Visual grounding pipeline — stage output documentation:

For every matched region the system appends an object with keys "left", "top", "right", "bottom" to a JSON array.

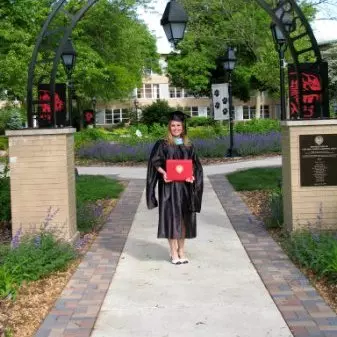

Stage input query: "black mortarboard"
[{"left": 169, "top": 111, "right": 190, "bottom": 122}]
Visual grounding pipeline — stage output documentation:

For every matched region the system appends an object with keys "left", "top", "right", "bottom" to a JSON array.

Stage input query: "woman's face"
[{"left": 169, "top": 121, "right": 183, "bottom": 137}]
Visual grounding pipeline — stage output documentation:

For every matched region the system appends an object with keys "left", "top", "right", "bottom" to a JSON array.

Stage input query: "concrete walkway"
[
  {"left": 91, "top": 176, "right": 292, "bottom": 337},
  {"left": 76, "top": 156, "right": 282, "bottom": 178},
  {"left": 35, "top": 156, "right": 337, "bottom": 337}
]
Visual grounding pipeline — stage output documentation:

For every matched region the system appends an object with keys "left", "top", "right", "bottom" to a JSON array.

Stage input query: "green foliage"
[
  {"left": 6, "top": 109, "right": 22, "bottom": 130},
  {"left": 234, "top": 119, "right": 281, "bottom": 134},
  {"left": 0, "top": 266, "right": 17, "bottom": 299},
  {"left": 0, "top": 110, "right": 12, "bottom": 135},
  {"left": 141, "top": 100, "right": 176, "bottom": 126},
  {"left": 3, "top": 232, "right": 76, "bottom": 286},
  {"left": 265, "top": 188, "right": 283, "bottom": 229},
  {"left": 0, "top": 177, "right": 11, "bottom": 223},
  {"left": 167, "top": 0, "right": 317, "bottom": 97},
  {"left": 74, "top": 128, "right": 116, "bottom": 150},
  {"left": 0, "top": 0, "right": 159, "bottom": 105},
  {"left": 227, "top": 167, "right": 282, "bottom": 191},
  {"left": 0, "top": 136, "right": 8, "bottom": 150},
  {"left": 76, "top": 175, "right": 124, "bottom": 233},
  {"left": 76, "top": 175, "right": 124, "bottom": 204},
  {"left": 188, "top": 117, "right": 216, "bottom": 127},
  {"left": 285, "top": 231, "right": 337, "bottom": 283}
]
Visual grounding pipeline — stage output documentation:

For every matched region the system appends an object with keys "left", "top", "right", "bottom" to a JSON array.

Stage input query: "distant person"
[{"left": 146, "top": 111, "right": 203, "bottom": 265}]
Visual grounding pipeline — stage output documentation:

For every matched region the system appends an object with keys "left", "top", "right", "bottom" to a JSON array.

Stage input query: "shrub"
[
  {"left": 3, "top": 231, "right": 77, "bottom": 285},
  {"left": 234, "top": 119, "right": 281, "bottom": 134},
  {"left": 6, "top": 110, "right": 22, "bottom": 130},
  {"left": 188, "top": 117, "right": 216, "bottom": 127},
  {"left": 141, "top": 100, "right": 175, "bottom": 125},
  {"left": 265, "top": 188, "right": 283, "bottom": 229},
  {"left": 284, "top": 231, "right": 337, "bottom": 283},
  {"left": 0, "top": 177, "right": 10, "bottom": 222},
  {"left": 0, "top": 136, "right": 8, "bottom": 151}
]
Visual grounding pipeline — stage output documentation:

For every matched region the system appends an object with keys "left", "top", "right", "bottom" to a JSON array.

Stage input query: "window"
[
  {"left": 260, "top": 105, "right": 270, "bottom": 119},
  {"left": 110, "top": 108, "right": 129, "bottom": 124},
  {"left": 243, "top": 106, "right": 256, "bottom": 120},
  {"left": 183, "top": 106, "right": 199, "bottom": 117},
  {"left": 169, "top": 87, "right": 183, "bottom": 98},
  {"left": 137, "top": 84, "right": 161, "bottom": 99},
  {"left": 184, "top": 90, "right": 194, "bottom": 98},
  {"left": 191, "top": 106, "right": 198, "bottom": 116},
  {"left": 105, "top": 109, "right": 113, "bottom": 124}
]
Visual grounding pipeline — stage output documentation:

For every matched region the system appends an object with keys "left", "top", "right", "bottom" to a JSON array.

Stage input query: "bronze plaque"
[{"left": 300, "top": 134, "right": 337, "bottom": 186}]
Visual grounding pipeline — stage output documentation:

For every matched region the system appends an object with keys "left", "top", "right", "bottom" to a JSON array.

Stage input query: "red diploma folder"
[{"left": 166, "top": 159, "right": 193, "bottom": 181}]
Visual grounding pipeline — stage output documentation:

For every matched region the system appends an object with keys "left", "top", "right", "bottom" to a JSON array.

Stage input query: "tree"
[
  {"left": 0, "top": 0, "right": 160, "bottom": 108},
  {"left": 321, "top": 43, "right": 337, "bottom": 101},
  {"left": 166, "top": 0, "right": 318, "bottom": 100}
]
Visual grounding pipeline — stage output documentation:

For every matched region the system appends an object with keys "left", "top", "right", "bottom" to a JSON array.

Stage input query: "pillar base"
[
  {"left": 6, "top": 128, "right": 78, "bottom": 241},
  {"left": 281, "top": 120, "right": 337, "bottom": 231}
]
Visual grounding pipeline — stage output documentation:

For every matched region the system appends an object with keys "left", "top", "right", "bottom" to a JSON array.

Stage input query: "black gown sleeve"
[
  {"left": 146, "top": 140, "right": 165, "bottom": 209},
  {"left": 190, "top": 144, "right": 203, "bottom": 213}
]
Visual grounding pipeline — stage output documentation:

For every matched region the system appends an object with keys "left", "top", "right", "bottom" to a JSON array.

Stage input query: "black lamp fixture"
[
  {"left": 61, "top": 38, "right": 76, "bottom": 74},
  {"left": 223, "top": 47, "right": 239, "bottom": 158},
  {"left": 223, "top": 47, "right": 237, "bottom": 72},
  {"left": 61, "top": 38, "right": 77, "bottom": 127},
  {"left": 160, "top": 0, "right": 188, "bottom": 48},
  {"left": 270, "top": 3, "right": 293, "bottom": 48}
]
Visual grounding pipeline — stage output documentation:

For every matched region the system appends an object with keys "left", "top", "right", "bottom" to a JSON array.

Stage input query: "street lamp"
[
  {"left": 92, "top": 96, "right": 97, "bottom": 127},
  {"left": 61, "top": 38, "right": 76, "bottom": 127},
  {"left": 222, "top": 47, "right": 238, "bottom": 158},
  {"left": 134, "top": 98, "right": 140, "bottom": 121},
  {"left": 270, "top": 1, "right": 294, "bottom": 120},
  {"left": 160, "top": 0, "right": 188, "bottom": 48}
]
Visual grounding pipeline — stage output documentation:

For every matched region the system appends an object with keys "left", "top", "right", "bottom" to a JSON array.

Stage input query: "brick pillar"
[
  {"left": 5, "top": 128, "right": 78, "bottom": 241},
  {"left": 282, "top": 120, "right": 337, "bottom": 231}
]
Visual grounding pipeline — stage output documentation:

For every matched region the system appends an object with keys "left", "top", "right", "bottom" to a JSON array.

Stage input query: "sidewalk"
[{"left": 35, "top": 157, "right": 337, "bottom": 337}]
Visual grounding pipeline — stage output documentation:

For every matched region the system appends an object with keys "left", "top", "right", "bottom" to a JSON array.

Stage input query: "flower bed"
[{"left": 77, "top": 132, "right": 281, "bottom": 162}]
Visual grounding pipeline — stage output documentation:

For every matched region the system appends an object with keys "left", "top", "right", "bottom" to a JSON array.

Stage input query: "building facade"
[{"left": 95, "top": 58, "right": 281, "bottom": 127}]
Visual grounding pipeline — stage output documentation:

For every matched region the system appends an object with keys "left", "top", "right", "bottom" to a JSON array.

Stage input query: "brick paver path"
[
  {"left": 35, "top": 175, "right": 337, "bottom": 337},
  {"left": 35, "top": 179, "right": 144, "bottom": 337},
  {"left": 209, "top": 174, "right": 337, "bottom": 337}
]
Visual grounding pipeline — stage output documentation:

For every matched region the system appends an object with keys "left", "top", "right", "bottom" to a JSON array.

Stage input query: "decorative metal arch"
[{"left": 26, "top": 0, "right": 324, "bottom": 127}]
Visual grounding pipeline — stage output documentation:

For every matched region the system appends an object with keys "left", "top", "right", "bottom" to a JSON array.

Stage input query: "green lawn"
[
  {"left": 76, "top": 175, "right": 124, "bottom": 203},
  {"left": 226, "top": 167, "right": 282, "bottom": 191}
]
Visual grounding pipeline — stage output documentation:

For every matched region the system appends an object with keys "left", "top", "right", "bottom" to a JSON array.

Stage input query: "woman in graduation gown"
[{"left": 146, "top": 111, "right": 203, "bottom": 265}]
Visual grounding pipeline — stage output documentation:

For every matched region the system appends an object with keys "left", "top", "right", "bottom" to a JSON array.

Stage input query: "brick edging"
[
  {"left": 35, "top": 179, "right": 145, "bottom": 337},
  {"left": 209, "top": 174, "right": 337, "bottom": 337}
]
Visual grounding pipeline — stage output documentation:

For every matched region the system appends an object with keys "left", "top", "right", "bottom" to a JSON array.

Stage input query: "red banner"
[
  {"left": 288, "top": 62, "right": 329, "bottom": 119},
  {"left": 38, "top": 83, "right": 67, "bottom": 127}
]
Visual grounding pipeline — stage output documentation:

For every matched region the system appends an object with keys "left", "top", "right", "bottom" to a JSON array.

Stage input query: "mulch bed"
[
  {"left": 239, "top": 190, "right": 337, "bottom": 315},
  {"left": 0, "top": 199, "right": 118, "bottom": 337}
]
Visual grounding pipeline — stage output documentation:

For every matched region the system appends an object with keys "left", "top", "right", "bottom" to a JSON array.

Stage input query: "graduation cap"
[{"left": 169, "top": 110, "right": 191, "bottom": 133}]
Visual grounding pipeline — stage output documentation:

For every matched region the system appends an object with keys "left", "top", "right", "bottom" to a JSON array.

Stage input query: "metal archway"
[{"left": 26, "top": 0, "right": 324, "bottom": 127}]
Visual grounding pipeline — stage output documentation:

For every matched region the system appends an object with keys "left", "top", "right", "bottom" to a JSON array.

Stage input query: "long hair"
[{"left": 165, "top": 120, "right": 191, "bottom": 146}]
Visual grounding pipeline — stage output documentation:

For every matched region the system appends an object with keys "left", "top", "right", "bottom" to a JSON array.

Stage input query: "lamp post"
[
  {"left": 222, "top": 47, "right": 238, "bottom": 157},
  {"left": 134, "top": 98, "right": 140, "bottom": 121},
  {"left": 61, "top": 38, "right": 76, "bottom": 127},
  {"left": 92, "top": 96, "right": 97, "bottom": 127},
  {"left": 160, "top": 0, "right": 188, "bottom": 48},
  {"left": 270, "top": 1, "right": 293, "bottom": 120}
]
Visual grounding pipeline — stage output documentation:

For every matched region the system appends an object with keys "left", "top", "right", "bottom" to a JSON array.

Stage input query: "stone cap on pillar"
[
  {"left": 281, "top": 120, "right": 337, "bottom": 127},
  {"left": 5, "top": 128, "right": 76, "bottom": 137}
]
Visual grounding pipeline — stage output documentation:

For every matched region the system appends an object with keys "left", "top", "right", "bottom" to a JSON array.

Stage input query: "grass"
[
  {"left": 226, "top": 167, "right": 282, "bottom": 191},
  {"left": 76, "top": 175, "right": 124, "bottom": 203}
]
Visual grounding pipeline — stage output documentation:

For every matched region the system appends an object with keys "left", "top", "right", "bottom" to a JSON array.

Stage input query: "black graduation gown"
[{"left": 146, "top": 139, "right": 203, "bottom": 239}]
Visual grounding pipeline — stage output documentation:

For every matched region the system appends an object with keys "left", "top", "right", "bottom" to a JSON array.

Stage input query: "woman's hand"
[
  {"left": 185, "top": 176, "right": 195, "bottom": 183},
  {"left": 163, "top": 172, "right": 172, "bottom": 183},
  {"left": 158, "top": 167, "right": 172, "bottom": 183}
]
